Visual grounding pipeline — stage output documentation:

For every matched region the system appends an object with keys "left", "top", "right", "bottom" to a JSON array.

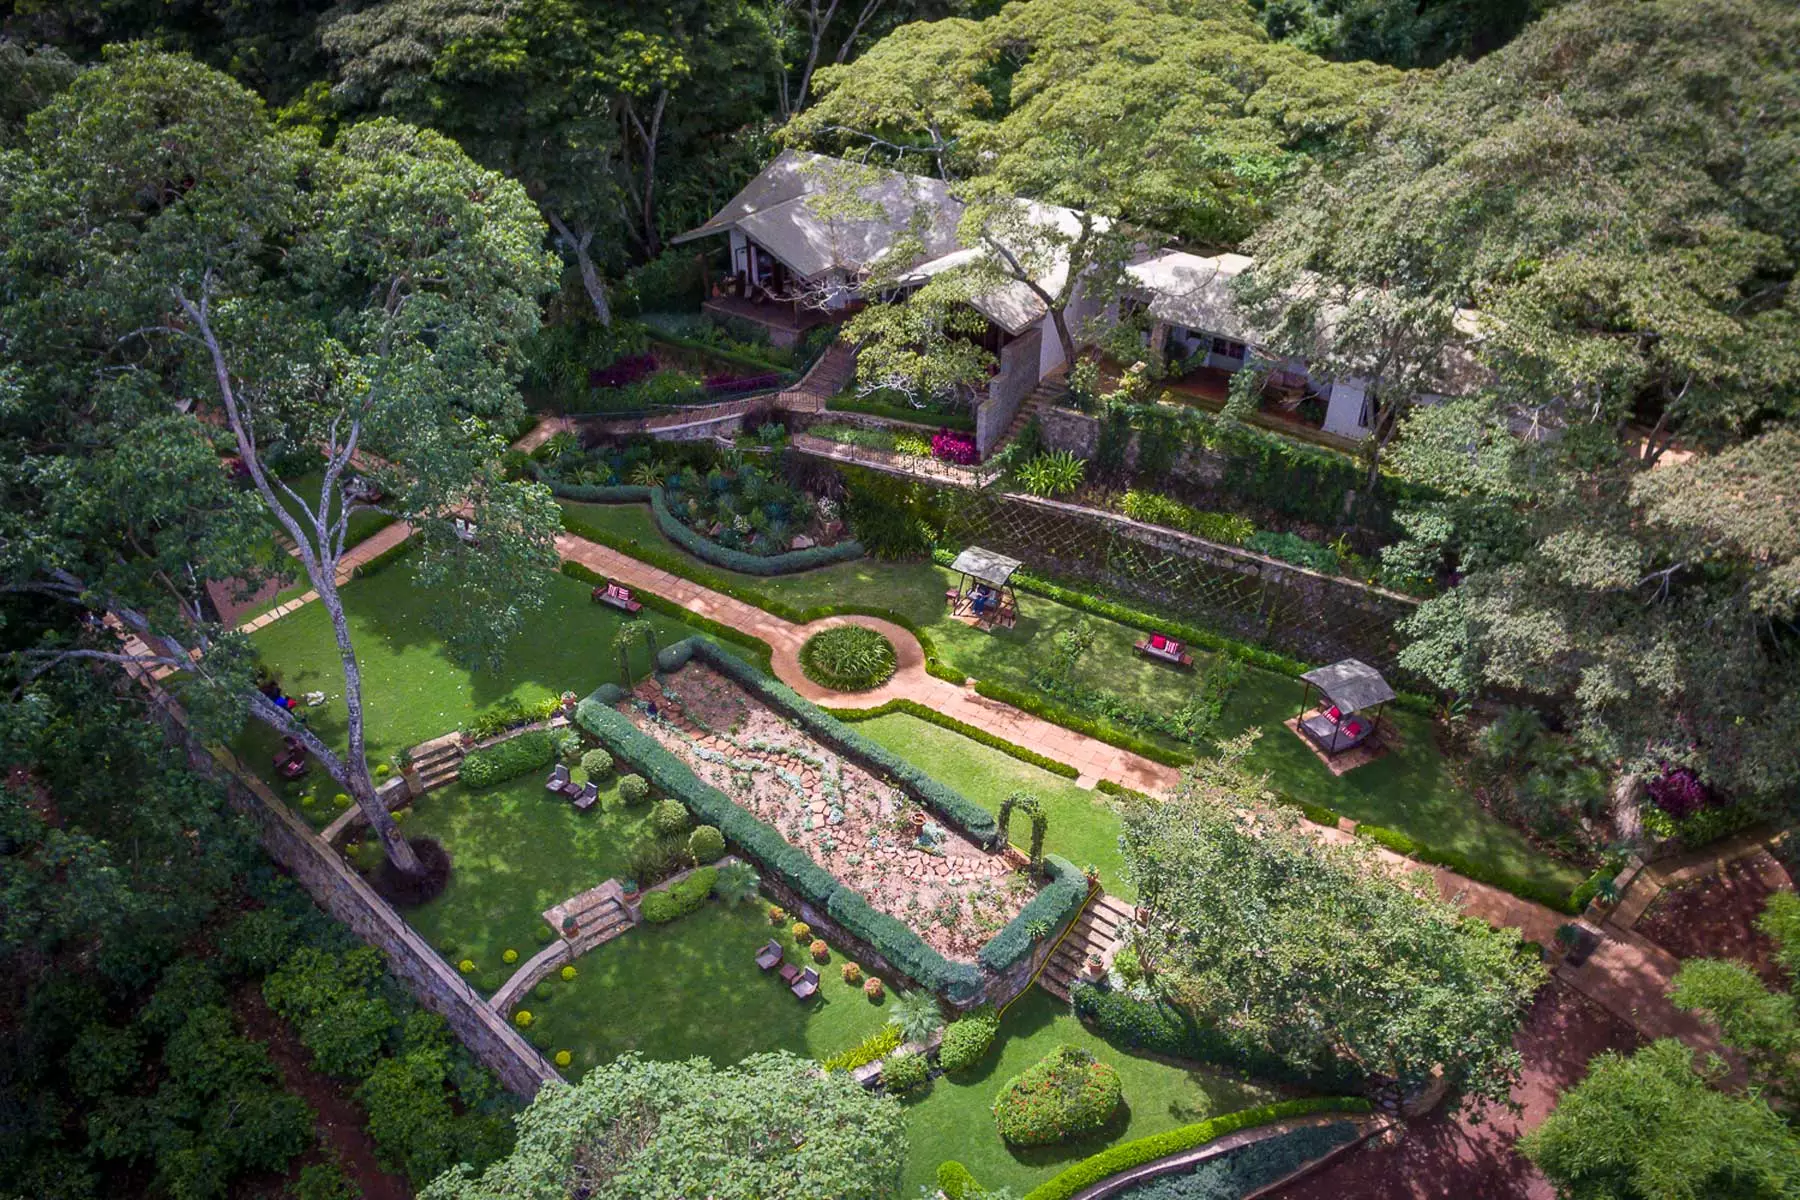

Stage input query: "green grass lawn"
[
  {"left": 852, "top": 713, "right": 1134, "bottom": 901},
  {"left": 529, "top": 900, "right": 893, "bottom": 1076},
  {"left": 397, "top": 774, "right": 657, "bottom": 991},
  {"left": 236, "top": 560, "right": 740, "bottom": 809},
  {"left": 899, "top": 989, "right": 1277, "bottom": 1197},
  {"left": 271, "top": 470, "right": 395, "bottom": 552},
  {"left": 559, "top": 500, "right": 1584, "bottom": 897}
]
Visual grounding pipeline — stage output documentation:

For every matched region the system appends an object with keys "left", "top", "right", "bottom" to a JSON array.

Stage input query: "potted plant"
[
  {"left": 396, "top": 747, "right": 421, "bottom": 794},
  {"left": 1083, "top": 863, "right": 1102, "bottom": 890},
  {"left": 561, "top": 913, "right": 579, "bottom": 939},
  {"left": 1083, "top": 952, "right": 1106, "bottom": 980},
  {"left": 620, "top": 878, "right": 641, "bottom": 904},
  {"left": 559, "top": 690, "right": 579, "bottom": 714}
]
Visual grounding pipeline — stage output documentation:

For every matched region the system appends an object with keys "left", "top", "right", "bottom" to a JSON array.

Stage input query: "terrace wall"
[{"left": 137, "top": 681, "right": 561, "bottom": 1100}]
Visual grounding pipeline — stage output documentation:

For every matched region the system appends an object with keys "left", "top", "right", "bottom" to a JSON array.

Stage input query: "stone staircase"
[
  {"left": 775, "top": 340, "right": 857, "bottom": 413},
  {"left": 408, "top": 732, "right": 465, "bottom": 792},
  {"left": 994, "top": 370, "right": 1069, "bottom": 456},
  {"left": 1039, "top": 891, "right": 1136, "bottom": 1002},
  {"left": 547, "top": 879, "right": 636, "bottom": 955}
]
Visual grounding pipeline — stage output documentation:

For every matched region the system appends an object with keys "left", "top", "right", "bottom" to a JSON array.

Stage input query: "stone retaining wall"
[{"left": 138, "top": 683, "right": 560, "bottom": 1099}]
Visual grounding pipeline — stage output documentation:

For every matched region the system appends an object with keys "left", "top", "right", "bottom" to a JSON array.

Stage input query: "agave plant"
[
  {"left": 628, "top": 460, "right": 667, "bottom": 487},
  {"left": 886, "top": 989, "right": 946, "bottom": 1043},
  {"left": 1016, "top": 450, "right": 1086, "bottom": 498}
]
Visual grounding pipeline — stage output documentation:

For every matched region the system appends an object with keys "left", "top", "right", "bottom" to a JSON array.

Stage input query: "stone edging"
[
  {"left": 1069, "top": 1114, "right": 1389, "bottom": 1200},
  {"left": 490, "top": 940, "right": 574, "bottom": 1015}
]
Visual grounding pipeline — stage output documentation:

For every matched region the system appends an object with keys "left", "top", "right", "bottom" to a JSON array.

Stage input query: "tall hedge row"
[{"left": 977, "top": 856, "right": 1089, "bottom": 974}]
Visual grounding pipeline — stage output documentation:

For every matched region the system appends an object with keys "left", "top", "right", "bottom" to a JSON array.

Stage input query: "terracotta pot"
[{"left": 909, "top": 811, "right": 927, "bottom": 829}]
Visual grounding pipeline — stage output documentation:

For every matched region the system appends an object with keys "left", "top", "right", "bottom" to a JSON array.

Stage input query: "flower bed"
[{"left": 932, "top": 428, "right": 979, "bottom": 465}]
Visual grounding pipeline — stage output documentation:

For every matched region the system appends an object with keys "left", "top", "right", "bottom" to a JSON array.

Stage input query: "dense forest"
[{"left": 4, "top": 0, "right": 1797, "bottom": 1196}]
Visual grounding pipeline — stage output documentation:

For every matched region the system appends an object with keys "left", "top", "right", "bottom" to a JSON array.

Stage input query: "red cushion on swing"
[
  {"left": 1150, "top": 634, "right": 1167, "bottom": 650},
  {"left": 1326, "top": 705, "right": 1341, "bottom": 721},
  {"left": 1344, "top": 721, "right": 1362, "bottom": 736}
]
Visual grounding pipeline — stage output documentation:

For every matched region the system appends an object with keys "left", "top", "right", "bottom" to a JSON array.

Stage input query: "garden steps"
[
  {"left": 407, "top": 733, "right": 466, "bottom": 792},
  {"left": 775, "top": 340, "right": 857, "bottom": 412},
  {"left": 999, "top": 373, "right": 1068, "bottom": 449},
  {"left": 545, "top": 879, "right": 637, "bottom": 956},
  {"left": 1039, "top": 892, "right": 1135, "bottom": 1002}
]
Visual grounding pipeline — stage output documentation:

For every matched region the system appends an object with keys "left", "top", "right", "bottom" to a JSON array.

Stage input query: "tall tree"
[
  {"left": 0, "top": 48, "right": 561, "bottom": 876},
  {"left": 1119, "top": 735, "right": 1545, "bottom": 1107},
  {"left": 422, "top": 1051, "right": 907, "bottom": 1200}
]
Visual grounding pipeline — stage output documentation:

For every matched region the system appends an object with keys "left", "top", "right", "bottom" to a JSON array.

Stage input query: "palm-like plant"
[
  {"left": 711, "top": 861, "right": 760, "bottom": 907},
  {"left": 629, "top": 460, "right": 667, "bottom": 487},
  {"left": 887, "top": 990, "right": 946, "bottom": 1043}
]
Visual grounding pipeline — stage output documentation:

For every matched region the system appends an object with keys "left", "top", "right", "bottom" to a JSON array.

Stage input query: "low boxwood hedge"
[
  {"left": 640, "top": 866, "right": 717, "bottom": 923},
  {"left": 458, "top": 730, "right": 555, "bottom": 789},
  {"left": 1353, "top": 824, "right": 1582, "bottom": 915},
  {"left": 977, "top": 856, "right": 1087, "bottom": 974},
  {"left": 1070, "top": 981, "right": 1367, "bottom": 1094},
  {"left": 559, "top": 559, "right": 775, "bottom": 673},
  {"left": 835, "top": 698, "right": 1079, "bottom": 779},
  {"left": 1019, "top": 1097, "right": 1372, "bottom": 1200},
  {"left": 936, "top": 1160, "right": 981, "bottom": 1200},
  {"left": 974, "top": 679, "right": 1193, "bottom": 769},
  {"left": 937, "top": 1007, "right": 1000, "bottom": 1074},
  {"left": 550, "top": 480, "right": 864, "bottom": 574},
  {"left": 826, "top": 888, "right": 981, "bottom": 1001}
]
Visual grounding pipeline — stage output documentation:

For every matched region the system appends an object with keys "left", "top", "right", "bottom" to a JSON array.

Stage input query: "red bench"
[
  {"left": 1134, "top": 633, "right": 1193, "bottom": 669},
  {"left": 592, "top": 582, "right": 642, "bottom": 613}
]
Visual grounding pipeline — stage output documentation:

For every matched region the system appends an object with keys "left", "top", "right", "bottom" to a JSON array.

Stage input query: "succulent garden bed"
[
  {"left": 624, "top": 662, "right": 1036, "bottom": 961},
  {"left": 662, "top": 462, "right": 850, "bottom": 558}
]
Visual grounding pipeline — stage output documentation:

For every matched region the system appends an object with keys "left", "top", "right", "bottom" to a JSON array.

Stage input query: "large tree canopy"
[
  {"left": 0, "top": 47, "right": 561, "bottom": 873},
  {"left": 1119, "top": 736, "right": 1545, "bottom": 1107},
  {"left": 422, "top": 1051, "right": 908, "bottom": 1200}
]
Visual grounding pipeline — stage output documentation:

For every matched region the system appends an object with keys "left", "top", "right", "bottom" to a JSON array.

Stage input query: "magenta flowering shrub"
[
  {"left": 931, "top": 428, "right": 979, "bottom": 465},
  {"left": 589, "top": 354, "right": 658, "bottom": 389},
  {"left": 1646, "top": 766, "right": 1713, "bottom": 818}
]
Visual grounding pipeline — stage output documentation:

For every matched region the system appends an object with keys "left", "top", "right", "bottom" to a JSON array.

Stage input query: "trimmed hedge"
[
  {"left": 1019, "top": 1097, "right": 1372, "bottom": 1200},
  {"left": 351, "top": 534, "right": 416, "bottom": 579},
  {"left": 938, "top": 1008, "right": 1000, "bottom": 1074},
  {"left": 975, "top": 679, "right": 1194, "bottom": 769},
  {"left": 640, "top": 866, "right": 717, "bottom": 923},
  {"left": 549, "top": 480, "right": 864, "bottom": 573},
  {"left": 458, "top": 731, "right": 555, "bottom": 789},
  {"left": 1071, "top": 982, "right": 1367, "bottom": 1094},
  {"left": 1114, "top": 1120, "right": 1361, "bottom": 1200},
  {"left": 558, "top": 559, "right": 775, "bottom": 674},
  {"left": 826, "top": 888, "right": 982, "bottom": 1001},
  {"left": 937, "top": 1161, "right": 981, "bottom": 1200},
  {"left": 977, "top": 856, "right": 1088, "bottom": 974},
  {"left": 834, "top": 698, "right": 1080, "bottom": 779},
  {"left": 828, "top": 392, "right": 977, "bottom": 432},
  {"left": 1353, "top": 825, "right": 1582, "bottom": 915}
]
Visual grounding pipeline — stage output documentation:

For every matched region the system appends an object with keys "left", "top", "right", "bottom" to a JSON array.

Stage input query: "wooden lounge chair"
[
  {"left": 545, "top": 764, "right": 572, "bottom": 794},
  {"left": 791, "top": 968, "right": 819, "bottom": 1000},
  {"left": 592, "top": 582, "right": 642, "bottom": 613},
  {"left": 778, "top": 961, "right": 801, "bottom": 985},
  {"left": 756, "top": 940, "right": 784, "bottom": 971},
  {"left": 1134, "top": 633, "right": 1194, "bottom": 669},
  {"left": 572, "top": 782, "right": 599, "bottom": 810}
]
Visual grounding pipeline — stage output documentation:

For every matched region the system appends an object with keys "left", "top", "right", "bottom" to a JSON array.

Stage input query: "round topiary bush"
[
  {"left": 502, "top": 948, "right": 519, "bottom": 964},
  {"left": 993, "top": 1045, "right": 1123, "bottom": 1146},
  {"left": 842, "top": 962, "right": 863, "bottom": 986},
  {"left": 533, "top": 982, "right": 553, "bottom": 1001},
  {"left": 882, "top": 1049, "right": 930, "bottom": 1095},
  {"left": 554, "top": 1049, "right": 572, "bottom": 1068},
  {"left": 580, "top": 748, "right": 614, "bottom": 779},
  {"left": 768, "top": 905, "right": 787, "bottom": 925},
  {"left": 799, "top": 625, "right": 898, "bottom": 692},
  {"left": 864, "top": 977, "right": 885, "bottom": 1001},
  {"left": 792, "top": 921, "right": 812, "bottom": 943},
  {"left": 810, "top": 939, "right": 829, "bottom": 963},
  {"left": 617, "top": 774, "right": 650, "bottom": 805},
  {"left": 688, "top": 824, "right": 726, "bottom": 863},
  {"left": 561, "top": 965, "right": 577, "bottom": 981},
  {"left": 651, "top": 798, "right": 689, "bottom": 837},
  {"left": 514, "top": 1009, "right": 534, "bottom": 1028},
  {"left": 938, "top": 1008, "right": 1001, "bottom": 1074}
]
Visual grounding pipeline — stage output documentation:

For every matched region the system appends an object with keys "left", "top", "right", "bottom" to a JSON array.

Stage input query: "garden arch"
[{"left": 997, "top": 791, "right": 1048, "bottom": 871}]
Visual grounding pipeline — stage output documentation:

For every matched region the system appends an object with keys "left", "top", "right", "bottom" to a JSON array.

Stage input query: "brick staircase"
[
  {"left": 407, "top": 732, "right": 465, "bottom": 792},
  {"left": 775, "top": 340, "right": 856, "bottom": 413},
  {"left": 550, "top": 880, "right": 636, "bottom": 954},
  {"left": 993, "top": 370, "right": 1069, "bottom": 457},
  {"left": 1038, "top": 891, "right": 1136, "bottom": 1002}
]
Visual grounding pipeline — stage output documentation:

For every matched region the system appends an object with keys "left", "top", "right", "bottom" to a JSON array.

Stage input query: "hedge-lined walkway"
[{"left": 554, "top": 530, "right": 1727, "bottom": 1063}]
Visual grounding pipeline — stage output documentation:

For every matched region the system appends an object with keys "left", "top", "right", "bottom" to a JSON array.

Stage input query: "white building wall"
[{"left": 1322, "top": 377, "right": 1374, "bottom": 439}]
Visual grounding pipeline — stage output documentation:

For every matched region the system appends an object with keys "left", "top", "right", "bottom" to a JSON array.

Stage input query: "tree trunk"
[
  {"left": 320, "top": 581, "right": 421, "bottom": 876},
  {"left": 1049, "top": 307, "right": 1079, "bottom": 381},
  {"left": 545, "top": 209, "right": 611, "bottom": 327}
]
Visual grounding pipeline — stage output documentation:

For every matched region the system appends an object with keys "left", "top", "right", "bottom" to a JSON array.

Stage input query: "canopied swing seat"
[
  {"left": 1292, "top": 658, "right": 1395, "bottom": 760},
  {"left": 946, "top": 546, "right": 1022, "bottom": 630}
]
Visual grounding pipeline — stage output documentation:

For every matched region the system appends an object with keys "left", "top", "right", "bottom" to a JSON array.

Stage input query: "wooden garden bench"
[
  {"left": 1134, "top": 634, "right": 1193, "bottom": 668},
  {"left": 592, "top": 582, "right": 642, "bottom": 613}
]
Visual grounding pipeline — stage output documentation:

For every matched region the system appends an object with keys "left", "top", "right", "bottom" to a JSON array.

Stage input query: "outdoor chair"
[
  {"left": 593, "top": 582, "right": 642, "bottom": 613},
  {"left": 572, "top": 782, "right": 599, "bottom": 810},
  {"left": 1134, "top": 633, "right": 1194, "bottom": 669},
  {"left": 756, "top": 940, "right": 784, "bottom": 971},
  {"left": 545, "top": 764, "right": 571, "bottom": 794},
  {"left": 791, "top": 968, "right": 819, "bottom": 1000}
]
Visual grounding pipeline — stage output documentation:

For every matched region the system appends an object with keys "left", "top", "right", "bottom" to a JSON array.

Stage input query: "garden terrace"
[{"left": 626, "top": 661, "right": 1035, "bottom": 962}]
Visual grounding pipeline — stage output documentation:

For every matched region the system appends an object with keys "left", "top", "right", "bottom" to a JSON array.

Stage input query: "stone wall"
[
  {"left": 976, "top": 325, "right": 1043, "bottom": 457},
  {"left": 140, "top": 684, "right": 561, "bottom": 1099}
]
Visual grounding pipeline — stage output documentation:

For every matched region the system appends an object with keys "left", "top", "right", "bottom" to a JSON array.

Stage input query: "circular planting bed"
[
  {"left": 799, "top": 625, "right": 898, "bottom": 692},
  {"left": 370, "top": 836, "right": 453, "bottom": 907}
]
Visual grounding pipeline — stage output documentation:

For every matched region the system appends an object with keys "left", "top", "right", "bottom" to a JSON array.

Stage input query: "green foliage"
[
  {"left": 640, "top": 867, "right": 718, "bottom": 924},
  {"left": 710, "top": 860, "right": 761, "bottom": 906},
  {"left": 993, "top": 1045, "right": 1124, "bottom": 1147},
  {"left": 1245, "top": 530, "right": 1340, "bottom": 575},
  {"left": 1120, "top": 749, "right": 1547, "bottom": 1108},
  {"left": 978, "top": 857, "right": 1088, "bottom": 974},
  {"left": 800, "top": 625, "right": 899, "bottom": 692},
  {"left": 651, "top": 487, "right": 865, "bottom": 574},
  {"left": 938, "top": 1160, "right": 982, "bottom": 1200},
  {"left": 1026, "top": 658, "right": 1241, "bottom": 750},
  {"left": 882, "top": 1049, "right": 931, "bottom": 1094},
  {"left": 650, "top": 798, "right": 691, "bottom": 837},
  {"left": 1521, "top": 1039, "right": 1800, "bottom": 1200},
  {"left": 887, "top": 990, "right": 947, "bottom": 1043},
  {"left": 617, "top": 774, "right": 651, "bottom": 805},
  {"left": 822, "top": 1025, "right": 904, "bottom": 1074},
  {"left": 938, "top": 1008, "right": 1001, "bottom": 1074},
  {"left": 1016, "top": 451, "right": 1087, "bottom": 498},
  {"left": 1761, "top": 892, "right": 1800, "bottom": 984},
  {"left": 1351, "top": 825, "right": 1584, "bottom": 916},
  {"left": 264, "top": 946, "right": 400, "bottom": 1081},
  {"left": 974, "top": 678, "right": 1193, "bottom": 768},
  {"left": 828, "top": 392, "right": 978, "bottom": 432},
  {"left": 557, "top": 558, "right": 774, "bottom": 673},
  {"left": 1119, "top": 491, "right": 1255, "bottom": 546},
  {"left": 688, "top": 824, "right": 726, "bottom": 864},
  {"left": 291, "top": 1160, "right": 358, "bottom": 1200},
  {"left": 462, "top": 697, "right": 564, "bottom": 743},
  {"left": 418, "top": 1051, "right": 906, "bottom": 1200},
  {"left": 459, "top": 731, "right": 556, "bottom": 789},
  {"left": 1019, "top": 1099, "right": 1372, "bottom": 1200},
  {"left": 358, "top": 1014, "right": 513, "bottom": 1188},
  {"left": 833, "top": 698, "right": 1080, "bottom": 778},
  {"left": 580, "top": 748, "right": 615, "bottom": 778}
]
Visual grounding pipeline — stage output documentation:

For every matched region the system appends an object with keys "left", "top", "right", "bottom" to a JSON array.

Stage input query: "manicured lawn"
[
  {"left": 237, "top": 560, "right": 740, "bottom": 808},
  {"left": 899, "top": 989, "right": 1276, "bottom": 1197},
  {"left": 270, "top": 470, "right": 395, "bottom": 552},
  {"left": 852, "top": 713, "right": 1134, "bottom": 901},
  {"left": 399, "top": 774, "right": 657, "bottom": 993},
  {"left": 528, "top": 900, "right": 893, "bottom": 1075},
  {"left": 559, "top": 500, "right": 1584, "bottom": 897}
]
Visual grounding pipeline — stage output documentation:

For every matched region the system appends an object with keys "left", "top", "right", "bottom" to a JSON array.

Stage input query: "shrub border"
[
  {"left": 826, "top": 391, "right": 978, "bottom": 432},
  {"left": 1018, "top": 1098, "right": 1372, "bottom": 1200},
  {"left": 557, "top": 559, "right": 774, "bottom": 676},
  {"left": 834, "top": 698, "right": 1080, "bottom": 779},
  {"left": 542, "top": 480, "right": 865, "bottom": 575}
]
